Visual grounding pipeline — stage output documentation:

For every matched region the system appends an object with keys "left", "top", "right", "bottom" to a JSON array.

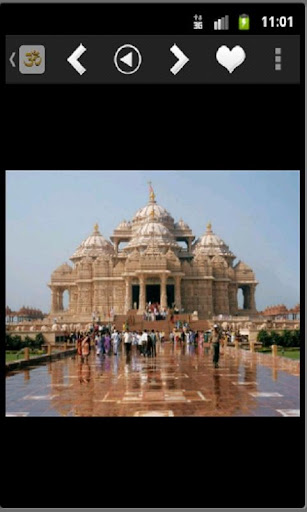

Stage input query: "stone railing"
[{"left": 227, "top": 344, "right": 300, "bottom": 376}]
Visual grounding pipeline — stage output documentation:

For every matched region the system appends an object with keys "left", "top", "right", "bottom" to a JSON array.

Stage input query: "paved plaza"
[{"left": 6, "top": 342, "right": 300, "bottom": 417}]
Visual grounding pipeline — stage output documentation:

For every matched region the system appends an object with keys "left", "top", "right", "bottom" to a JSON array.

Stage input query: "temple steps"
[
  {"left": 113, "top": 314, "right": 212, "bottom": 335},
  {"left": 189, "top": 320, "right": 211, "bottom": 331}
]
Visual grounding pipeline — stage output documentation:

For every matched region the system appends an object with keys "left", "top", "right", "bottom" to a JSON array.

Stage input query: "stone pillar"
[
  {"left": 58, "top": 289, "right": 63, "bottom": 311},
  {"left": 51, "top": 287, "right": 58, "bottom": 313},
  {"left": 139, "top": 275, "right": 146, "bottom": 313},
  {"left": 249, "top": 284, "right": 256, "bottom": 311},
  {"left": 70, "top": 286, "right": 78, "bottom": 314},
  {"left": 124, "top": 277, "right": 132, "bottom": 313},
  {"left": 68, "top": 287, "right": 72, "bottom": 311},
  {"left": 235, "top": 339, "right": 239, "bottom": 350},
  {"left": 271, "top": 344, "right": 278, "bottom": 357},
  {"left": 160, "top": 274, "right": 167, "bottom": 309},
  {"left": 249, "top": 341, "right": 255, "bottom": 352},
  {"left": 24, "top": 347, "right": 30, "bottom": 361},
  {"left": 228, "top": 283, "right": 238, "bottom": 315},
  {"left": 174, "top": 276, "right": 182, "bottom": 310}
]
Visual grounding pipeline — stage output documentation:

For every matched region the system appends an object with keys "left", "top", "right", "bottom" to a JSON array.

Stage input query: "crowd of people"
[
  {"left": 143, "top": 302, "right": 168, "bottom": 321},
  {"left": 74, "top": 327, "right": 165, "bottom": 361},
  {"left": 142, "top": 302, "right": 186, "bottom": 322},
  {"left": 67, "top": 320, "right": 243, "bottom": 369}
]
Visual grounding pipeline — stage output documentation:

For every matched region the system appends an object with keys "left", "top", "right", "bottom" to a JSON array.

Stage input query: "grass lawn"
[
  {"left": 256, "top": 347, "right": 300, "bottom": 360},
  {"left": 6, "top": 350, "right": 45, "bottom": 362},
  {"left": 277, "top": 349, "right": 300, "bottom": 360}
]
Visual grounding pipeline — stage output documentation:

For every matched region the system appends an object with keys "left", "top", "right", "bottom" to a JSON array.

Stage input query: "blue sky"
[{"left": 6, "top": 170, "right": 300, "bottom": 313}]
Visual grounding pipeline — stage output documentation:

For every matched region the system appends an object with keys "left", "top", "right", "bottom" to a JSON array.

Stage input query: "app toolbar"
[{"left": 6, "top": 35, "right": 300, "bottom": 84}]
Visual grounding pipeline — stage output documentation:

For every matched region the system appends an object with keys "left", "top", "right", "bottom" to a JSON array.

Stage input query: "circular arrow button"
[{"left": 114, "top": 44, "right": 142, "bottom": 75}]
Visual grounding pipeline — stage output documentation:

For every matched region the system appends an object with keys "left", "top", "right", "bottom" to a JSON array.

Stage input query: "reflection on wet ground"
[{"left": 6, "top": 342, "right": 300, "bottom": 417}]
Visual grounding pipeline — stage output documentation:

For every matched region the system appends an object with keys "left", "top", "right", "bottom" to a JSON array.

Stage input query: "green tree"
[
  {"left": 257, "top": 329, "right": 271, "bottom": 347},
  {"left": 34, "top": 333, "right": 44, "bottom": 349},
  {"left": 281, "top": 329, "right": 291, "bottom": 348},
  {"left": 6, "top": 333, "right": 13, "bottom": 349},
  {"left": 6, "top": 334, "right": 23, "bottom": 350},
  {"left": 291, "top": 329, "right": 300, "bottom": 347},
  {"left": 270, "top": 330, "right": 281, "bottom": 346},
  {"left": 23, "top": 335, "right": 34, "bottom": 349}
]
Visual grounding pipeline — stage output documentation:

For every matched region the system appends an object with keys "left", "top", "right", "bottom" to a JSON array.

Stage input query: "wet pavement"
[{"left": 6, "top": 342, "right": 300, "bottom": 417}]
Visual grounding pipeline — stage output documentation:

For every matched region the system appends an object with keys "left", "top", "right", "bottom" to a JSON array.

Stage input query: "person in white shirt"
[
  {"left": 111, "top": 330, "right": 120, "bottom": 355},
  {"left": 124, "top": 329, "right": 132, "bottom": 356},
  {"left": 132, "top": 332, "right": 138, "bottom": 347},
  {"left": 141, "top": 330, "right": 149, "bottom": 356},
  {"left": 137, "top": 332, "right": 143, "bottom": 354}
]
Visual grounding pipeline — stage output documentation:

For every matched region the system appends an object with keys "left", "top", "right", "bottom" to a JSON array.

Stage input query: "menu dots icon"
[{"left": 275, "top": 48, "right": 282, "bottom": 71}]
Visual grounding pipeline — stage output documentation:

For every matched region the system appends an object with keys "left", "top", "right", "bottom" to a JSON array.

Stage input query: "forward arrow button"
[{"left": 170, "top": 44, "right": 189, "bottom": 76}]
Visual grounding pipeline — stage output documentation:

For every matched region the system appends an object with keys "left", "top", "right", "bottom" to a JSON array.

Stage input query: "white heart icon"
[{"left": 216, "top": 45, "right": 246, "bottom": 73}]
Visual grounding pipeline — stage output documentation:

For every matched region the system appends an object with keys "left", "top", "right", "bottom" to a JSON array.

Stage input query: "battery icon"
[{"left": 239, "top": 14, "right": 250, "bottom": 30}]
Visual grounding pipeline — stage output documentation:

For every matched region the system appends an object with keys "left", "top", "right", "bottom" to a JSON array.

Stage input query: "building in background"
[{"left": 48, "top": 186, "right": 258, "bottom": 322}]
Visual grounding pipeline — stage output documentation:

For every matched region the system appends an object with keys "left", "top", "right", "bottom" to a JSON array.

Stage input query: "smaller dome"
[
  {"left": 116, "top": 220, "right": 131, "bottom": 230},
  {"left": 194, "top": 223, "right": 235, "bottom": 259},
  {"left": 52, "top": 263, "right": 73, "bottom": 275},
  {"left": 175, "top": 218, "right": 190, "bottom": 230},
  {"left": 70, "top": 224, "right": 114, "bottom": 261}
]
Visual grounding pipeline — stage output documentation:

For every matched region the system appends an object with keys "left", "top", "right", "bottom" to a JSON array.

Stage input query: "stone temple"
[{"left": 48, "top": 186, "right": 258, "bottom": 321}]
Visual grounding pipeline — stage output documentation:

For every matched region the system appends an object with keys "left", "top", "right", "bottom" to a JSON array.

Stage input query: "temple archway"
[
  {"left": 146, "top": 284, "right": 160, "bottom": 304},
  {"left": 238, "top": 285, "right": 252, "bottom": 310},
  {"left": 62, "top": 290, "right": 69, "bottom": 311},
  {"left": 238, "top": 288, "right": 244, "bottom": 309},
  {"left": 132, "top": 285, "right": 139, "bottom": 309}
]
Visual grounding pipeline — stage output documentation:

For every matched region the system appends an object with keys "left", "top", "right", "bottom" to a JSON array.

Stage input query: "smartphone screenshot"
[{"left": 2, "top": 2, "right": 305, "bottom": 509}]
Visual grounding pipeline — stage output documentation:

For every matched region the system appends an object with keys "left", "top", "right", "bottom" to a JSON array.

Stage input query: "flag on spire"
[{"left": 148, "top": 181, "right": 155, "bottom": 202}]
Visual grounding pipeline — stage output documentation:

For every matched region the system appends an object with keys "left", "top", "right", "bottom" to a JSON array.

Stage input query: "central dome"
[
  {"left": 132, "top": 187, "right": 174, "bottom": 231},
  {"left": 133, "top": 203, "right": 173, "bottom": 223},
  {"left": 126, "top": 218, "right": 179, "bottom": 251}
]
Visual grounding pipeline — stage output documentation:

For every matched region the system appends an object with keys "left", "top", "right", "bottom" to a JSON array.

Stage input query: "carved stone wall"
[
  {"left": 48, "top": 237, "right": 257, "bottom": 320},
  {"left": 182, "top": 279, "right": 213, "bottom": 316},
  {"left": 228, "top": 283, "right": 238, "bottom": 315},
  {"left": 213, "top": 281, "right": 230, "bottom": 315},
  {"left": 77, "top": 283, "right": 92, "bottom": 314}
]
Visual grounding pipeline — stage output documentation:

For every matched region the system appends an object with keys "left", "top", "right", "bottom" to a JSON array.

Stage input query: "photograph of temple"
[
  {"left": 6, "top": 172, "right": 300, "bottom": 421},
  {"left": 48, "top": 185, "right": 258, "bottom": 322}
]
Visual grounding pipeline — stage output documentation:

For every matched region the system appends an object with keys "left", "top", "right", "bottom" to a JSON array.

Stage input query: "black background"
[{"left": 1, "top": 3, "right": 305, "bottom": 509}]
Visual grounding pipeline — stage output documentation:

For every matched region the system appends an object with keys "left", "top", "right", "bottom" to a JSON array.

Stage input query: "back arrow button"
[
  {"left": 9, "top": 52, "right": 16, "bottom": 68},
  {"left": 67, "top": 43, "right": 87, "bottom": 75},
  {"left": 170, "top": 44, "right": 189, "bottom": 75}
]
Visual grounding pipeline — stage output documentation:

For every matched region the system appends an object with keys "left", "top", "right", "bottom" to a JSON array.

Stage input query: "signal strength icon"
[{"left": 214, "top": 15, "right": 229, "bottom": 30}]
